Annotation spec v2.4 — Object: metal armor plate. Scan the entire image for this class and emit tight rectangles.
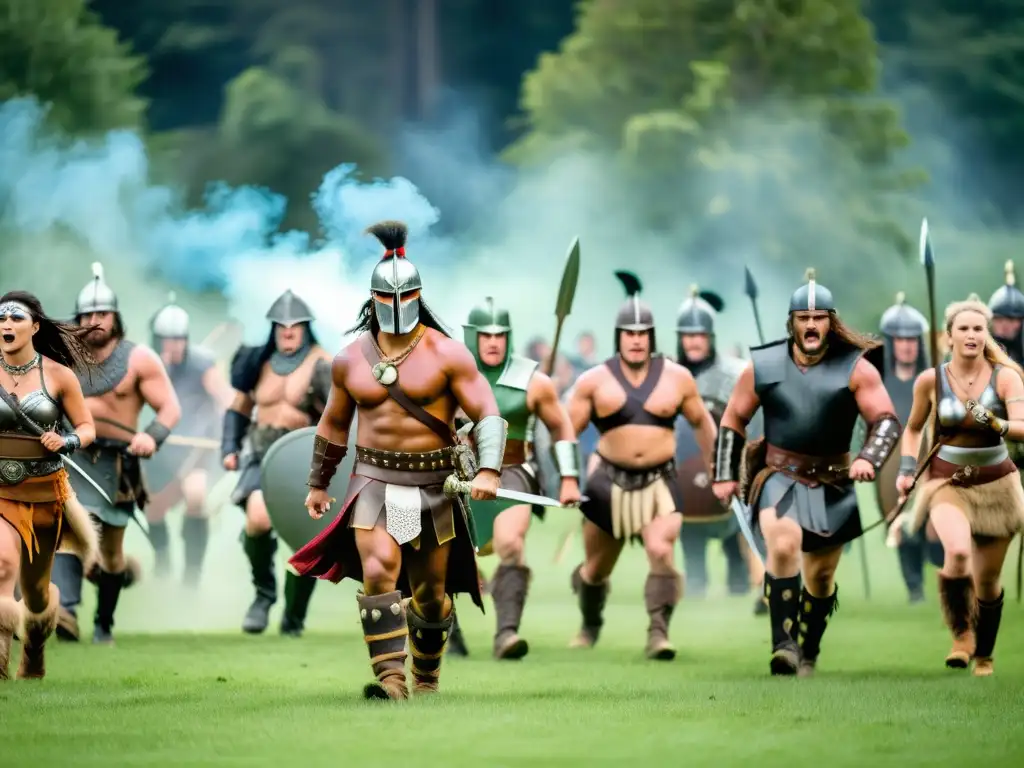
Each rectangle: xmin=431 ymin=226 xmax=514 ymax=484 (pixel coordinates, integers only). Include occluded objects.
xmin=260 ymin=425 xmax=355 ymax=553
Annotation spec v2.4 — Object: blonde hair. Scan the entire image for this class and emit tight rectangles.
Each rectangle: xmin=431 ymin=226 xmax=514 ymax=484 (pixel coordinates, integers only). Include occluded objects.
xmin=944 ymin=295 xmax=1024 ymax=380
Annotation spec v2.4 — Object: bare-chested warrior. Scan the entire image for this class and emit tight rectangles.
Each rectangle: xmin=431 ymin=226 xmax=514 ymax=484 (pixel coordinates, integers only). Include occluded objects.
xmin=288 ymin=221 xmax=505 ymax=700
xmin=221 ymin=290 xmax=332 ymax=636
xmin=51 ymin=263 xmax=181 ymax=644
xmin=145 ymin=294 xmax=234 ymax=586
xmin=565 ymin=272 xmax=716 ymax=660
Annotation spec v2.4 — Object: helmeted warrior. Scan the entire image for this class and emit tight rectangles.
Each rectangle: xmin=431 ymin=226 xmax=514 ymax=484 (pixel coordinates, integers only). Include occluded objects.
xmin=144 ymin=293 xmax=233 ymax=587
xmin=713 ymin=268 xmax=900 ymax=676
xmin=51 ymin=263 xmax=182 ymax=644
xmin=988 ymin=261 xmax=1024 ymax=367
xmin=876 ymin=292 xmax=943 ymax=602
xmin=287 ymin=220 xmax=506 ymax=700
xmin=461 ymin=297 xmax=580 ymax=660
xmin=221 ymin=289 xmax=332 ymax=636
xmin=674 ymin=284 xmax=763 ymax=604
xmin=565 ymin=271 xmax=716 ymax=660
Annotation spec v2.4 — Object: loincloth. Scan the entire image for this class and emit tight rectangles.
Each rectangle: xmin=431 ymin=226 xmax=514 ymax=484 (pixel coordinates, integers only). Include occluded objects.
xmin=288 ymin=446 xmax=483 ymax=610
xmin=749 ymin=444 xmax=861 ymax=553
xmin=911 ymin=446 xmax=1024 ymax=539
xmin=231 ymin=425 xmax=290 ymax=507
xmin=0 ymin=470 xmax=71 ymax=562
xmin=580 ymin=454 xmax=682 ymax=543
xmin=473 ymin=461 xmax=544 ymax=556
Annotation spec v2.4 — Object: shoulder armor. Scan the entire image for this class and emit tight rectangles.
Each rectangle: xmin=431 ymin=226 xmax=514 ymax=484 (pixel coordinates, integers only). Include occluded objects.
xmin=496 ymin=354 xmax=539 ymax=391
xmin=229 ymin=345 xmax=267 ymax=393
xmin=750 ymin=339 xmax=789 ymax=391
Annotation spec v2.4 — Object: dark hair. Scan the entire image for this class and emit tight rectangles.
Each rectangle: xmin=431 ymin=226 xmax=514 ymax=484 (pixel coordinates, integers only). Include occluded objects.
xmin=348 ymin=297 xmax=452 ymax=338
xmin=786 ymin=310 xmax=881 ymax=353
xmin=1 ymin=290 xmax=96 ymax=372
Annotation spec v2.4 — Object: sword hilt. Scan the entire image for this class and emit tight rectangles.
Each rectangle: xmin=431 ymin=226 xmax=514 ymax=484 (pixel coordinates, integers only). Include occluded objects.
xmin=443 ymin=474 xmax=472 ymax=498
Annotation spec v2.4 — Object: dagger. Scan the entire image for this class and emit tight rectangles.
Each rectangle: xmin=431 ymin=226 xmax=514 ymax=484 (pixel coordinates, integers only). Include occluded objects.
xmin=442 ymin=474 xmax=586 ymax=508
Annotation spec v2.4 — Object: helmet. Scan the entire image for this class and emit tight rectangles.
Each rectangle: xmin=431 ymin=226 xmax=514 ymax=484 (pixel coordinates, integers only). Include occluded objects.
xmin=988 ymin=261 xmax=1024 ymax=319
xmin=676 ymin=284 xmax=719 ymax=335
xmin=266 ymin=289 xmax=315 ymax=327
xmin=879 ymin=292 xmax=928 ymax=339
xmin=74 ymin=262 xmax=118 ymax=318
xmin=463 ymin=297 xmax=512 ymax=369
xmin=367 ymin=220 xmax=421 ymax=335
xmin=788 ymin=268 xmax=835 ymax=313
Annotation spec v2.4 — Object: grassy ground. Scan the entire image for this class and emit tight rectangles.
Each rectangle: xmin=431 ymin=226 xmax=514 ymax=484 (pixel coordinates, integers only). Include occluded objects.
xmin=2 ymin=485 xmax=1023 ymax=767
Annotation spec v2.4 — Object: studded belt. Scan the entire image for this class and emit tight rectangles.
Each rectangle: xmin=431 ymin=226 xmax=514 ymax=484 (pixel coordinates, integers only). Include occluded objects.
xmin=355 ymin=445 xmax=455 ymax=472
xmin=0 ymin=457 xmax=63 ymax=485
xmin=765 ymin=444 xmax=850 ymax=487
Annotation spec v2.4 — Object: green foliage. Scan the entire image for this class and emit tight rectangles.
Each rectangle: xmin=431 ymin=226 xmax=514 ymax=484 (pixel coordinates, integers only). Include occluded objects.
xmin=509 ymin=0 xmax=925 ymax=287
xmin=0 ymin=0 xmax=147 ymax=132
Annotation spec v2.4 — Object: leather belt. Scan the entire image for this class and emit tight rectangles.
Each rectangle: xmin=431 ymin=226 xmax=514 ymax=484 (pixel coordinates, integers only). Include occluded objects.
xmin=355 ymin=445 xmax=455 ymax=472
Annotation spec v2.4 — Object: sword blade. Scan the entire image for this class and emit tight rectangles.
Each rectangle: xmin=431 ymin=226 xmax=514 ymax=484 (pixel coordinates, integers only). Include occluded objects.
xmin=61 ymin=456 xmax=114 ymax=507
xmin=496 ymin=487 xmax=586 ymax=508
xmin=729 ymin=495 xmax=766 ymax=569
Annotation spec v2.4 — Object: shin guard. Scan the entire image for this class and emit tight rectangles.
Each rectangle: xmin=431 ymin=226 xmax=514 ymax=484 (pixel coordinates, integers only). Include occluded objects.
xmin=358 ymin=591 xmax=408 ymax=700
xmin=407 ymin=601 xmax=455 ymax=694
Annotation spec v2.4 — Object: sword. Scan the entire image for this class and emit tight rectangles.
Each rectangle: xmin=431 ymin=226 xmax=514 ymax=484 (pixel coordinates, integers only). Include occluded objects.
xmin=60 ymin=456 xmax=115 ymax=507
xmin=442 ymin=474 xmax=586 ymax=508
xmin=729 ymin=495 xmax=767 ymax=570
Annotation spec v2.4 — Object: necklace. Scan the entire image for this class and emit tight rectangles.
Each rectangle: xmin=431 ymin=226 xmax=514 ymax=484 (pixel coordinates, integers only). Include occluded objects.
xmin=0 ymin=352 xmax=40 ymax=377
xmin=947 ymin=364 xmax=983 ymax=397
xmin=370 ymin=326 xmax=426 ymax=386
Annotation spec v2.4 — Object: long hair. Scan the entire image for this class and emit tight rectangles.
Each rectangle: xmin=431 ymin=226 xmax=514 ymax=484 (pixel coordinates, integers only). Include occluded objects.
xmin=786 ymin=310 xmax=882 ymax=352
xmin=347 ymin=298 xmax=452 ymax=338
xmin=944 ymin=296 xmax=1024 ymax=380
xmin=1 ymin=290 xmax=96 ymax=372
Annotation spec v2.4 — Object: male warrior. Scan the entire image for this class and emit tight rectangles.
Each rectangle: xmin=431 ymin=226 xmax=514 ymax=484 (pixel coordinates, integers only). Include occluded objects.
xmin=565 ymin=272 xmax=716 ymax=660
xmin=288 ymin=220 xmax=506 ymax=701
xmin=674 ymin=285 xmax=761 ymax=602
xmin=875 ymin=292 xmax=943 ymax=603
xmin=461 ymin=297 xmax=580 ymax=659
xmin=988 ymin=261 xmax=1024 ymax=367
xmin=51 ymin=263 xmax=182 ymax=644
xmin=144 ymin=294 xmax=233 ymax=586
xmin=221 ymin=289 xmax=332 ymax=636
xmin=712 ymin=269 xmax=900 ymax=676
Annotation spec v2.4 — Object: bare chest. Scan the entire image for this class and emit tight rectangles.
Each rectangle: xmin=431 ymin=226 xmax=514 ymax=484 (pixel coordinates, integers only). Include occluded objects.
xmin=347 ymin=352 xmax=451 ymax=410
xmin=253 ymin=357 xmax=315 ymax=408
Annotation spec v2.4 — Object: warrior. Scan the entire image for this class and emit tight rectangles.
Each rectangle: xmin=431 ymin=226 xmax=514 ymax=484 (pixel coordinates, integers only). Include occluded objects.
xmin=564 ymin=272 xmax=716 ymax=660
xmin=144 ymin=294 xmax=234 ymax=586
xmin=673 ymin=285 xmax=761 ymax=603
xmin=712 ymin=268 xmax=900 ymax=676
xmin=987 ymin=261 xmax=1024 ymax=367
xmin=288 ymin=220 xmax=505 ymax=701
xmin=461 ymin=297 xmax=581 ymax=659
xmin=221 ymin=289 xmax=332 ymax=636
xmin=0 ymin=292 xmax=99 ymax=679
xmin=875 ymin=292 xmax=943 ymax=602
xmin=897 ymin=296 xmax=1024 ymax=676
xmin=50 ymin=264 xmax=181 ymax=644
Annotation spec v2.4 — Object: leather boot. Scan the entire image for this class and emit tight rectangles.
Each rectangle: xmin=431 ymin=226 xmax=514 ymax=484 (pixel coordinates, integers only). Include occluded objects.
xmin=241 ymin=531 xmax=277 ymax=633
xmin=0 ymin=596 xmax=20 ymax=681
xmin=796 ymin=585 xmax=838 ymax=677
xmin=17 ymin=584 xmax=59 ymax=679
xmin=938 ymin=573 xmax=976 ymax=668
xmin=93 ymin=568 xmax=125 ymax=645
xmin=407 ymin=601 xmax=454 ymax=695
xmin=644 ymin=572 xmax=682 ymax=660
xmin=181 ymin=516 xmax=209 ymax=588
xmin=51 ymin=552 xmax=83 ymax=642
xmin=765 ymin=574 xmax=801 ymax=675
xmin=972 ymin=589 xmax=1003 ymax=677
xmin=446 ymin=613 xmax=470 ymax=657
xmin=358 ymin=591 xmax=409 ymax=701
xmin=149 ymin=520 xmax=171 ymax=578
xmin=569 ymin=563 xmax=609 ymax=648
xmin=491 ymin=564 xmax=530 ymax=660
xmin=280 ymin=570 xmax=317 ymax=637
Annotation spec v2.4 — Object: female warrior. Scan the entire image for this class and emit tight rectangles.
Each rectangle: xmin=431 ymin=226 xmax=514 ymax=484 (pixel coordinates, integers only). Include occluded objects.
xmin=0 ymin=291 xmax=98 ymax=680
xmin=897 ymin=295 xmax=1024 ymax=676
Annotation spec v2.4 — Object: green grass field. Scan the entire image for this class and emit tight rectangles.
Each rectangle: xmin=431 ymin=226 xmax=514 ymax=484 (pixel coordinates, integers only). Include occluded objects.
xmin=2 ymin=485 xmax=1023 ymax=767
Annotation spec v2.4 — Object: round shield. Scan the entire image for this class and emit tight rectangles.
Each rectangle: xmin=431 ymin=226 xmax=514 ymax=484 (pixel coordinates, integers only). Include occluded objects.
xmin=260 ymin=426 xmax=355 ymax=552
xmin=677 ymin=453 xmax=730 ymax=522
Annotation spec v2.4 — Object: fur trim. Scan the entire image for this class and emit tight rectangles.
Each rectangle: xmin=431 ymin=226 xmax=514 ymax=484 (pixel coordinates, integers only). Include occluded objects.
xmin=0 ymin=596 xmax=23 ymax=638
xmin=123 ymin=555 xmax=143 ymax=588
xmin=57 ymin=495 xmax=100 ymax=574
xmin=20 ymin=583 xmax=59 ymax=635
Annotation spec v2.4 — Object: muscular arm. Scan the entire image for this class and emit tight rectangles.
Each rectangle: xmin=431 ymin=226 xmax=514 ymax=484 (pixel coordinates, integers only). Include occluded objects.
xmin=900 ymin=369 xmax=934 ymax=465
xmin=318 ymin=354 xmax=356 ymax=444
xmin=995 ymin=366 xmax=1024 ymax=441
xmin=720 ymin=363 xmax=759 ymax=437
xmin=528 ymin=371 xmax=575 ymax=442
xmin=136 ymin=347 xmax=182 ymax=431
xmin=202 ymin=365 xmax=236 ymax=411
xmin=677 ymin=368 xmax=717 ymax=470
xmin=55 ymin=367 xmax=95 ymax=449
xmin=444 ymin=341 xmax=500 ymax=423
xmin=851 ymin=357 xmax=902 ymax=470
xmin=565 ymin=371 xmax=598 ymax=436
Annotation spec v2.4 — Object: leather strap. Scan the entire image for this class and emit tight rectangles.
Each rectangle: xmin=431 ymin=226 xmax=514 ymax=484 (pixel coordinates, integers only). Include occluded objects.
xmin=359 ymin=333 xmax=454 ymax=446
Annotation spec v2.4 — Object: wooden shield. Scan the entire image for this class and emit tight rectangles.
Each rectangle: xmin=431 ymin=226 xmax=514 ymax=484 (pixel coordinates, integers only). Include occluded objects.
xmin=678 ymin=453 xmax=730 ymax=522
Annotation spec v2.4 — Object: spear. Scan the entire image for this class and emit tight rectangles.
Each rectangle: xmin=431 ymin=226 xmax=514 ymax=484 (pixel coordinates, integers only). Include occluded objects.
xmin=543 ymin=236 xmax=581 ymax=376
xmin=920 ymin=219 xmax=939 ymax=368
xmin=744 ymin=265 xmax=766 ymax=345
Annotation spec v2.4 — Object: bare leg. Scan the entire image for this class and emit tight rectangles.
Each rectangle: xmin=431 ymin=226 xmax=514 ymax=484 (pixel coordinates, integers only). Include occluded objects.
xmin=353 ymin=527 xmax=407 ymax=700
xmin=796 ymin=545 xmax=844 ymax=677
xmin=403 ymin=538 xmax=454 ymax=694
xmin=490 ymin=504 xmax=533 ymax=659
xmin=759 ymin=507 xmax=803 ymax=675
xmin=641 ymin=513 xmax=683 ymax=660
xmin=0 ymin=518 xmax=22 ymax=680
xmin=971 ymin=535 xmax=1013 ymax=676
xmin=570 ymin=520 xmax=624 ymax=648
xmin=17 ymin=522 xmax=61 ymax=679
xmin=929 ymin=502 xmax=977 ymax=668
xmin=241 ymin=490 xmax=276 ymax=633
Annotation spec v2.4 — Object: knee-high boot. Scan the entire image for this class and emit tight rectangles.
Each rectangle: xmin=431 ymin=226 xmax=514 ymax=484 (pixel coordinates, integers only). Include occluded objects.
xmin=241 ymin=531 xmax=277 ymax=633
xmin=280 ymin=570 xmax=317 ymax=637
xmin=569 ymin=563 xmax=609 ymax=649
xmin=491 ymin=564 xmax=531 ymax=660
xmin=937 ymin=573 xmax=977 ymax=668
xmin=644 ymin=572 xmax=681 ymax=660
xmin=407 ymin=600 xmax=455 ymax=695
xmin=765 ymin=573 xmax=801 ymax=675
xmin=357 ymin=590 xmax=408 ymax=701
xmin=795 ymin=585 xmax=838 ymax=677
xmin=50 ymin=552 xmax=84 ymax=642
xmin=972 ymin=589 xmax=1004 ymax=677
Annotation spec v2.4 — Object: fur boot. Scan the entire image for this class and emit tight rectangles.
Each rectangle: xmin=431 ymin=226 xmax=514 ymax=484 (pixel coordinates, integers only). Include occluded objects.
xmin=0 ymin=596 xmax=22 ymax=681
xmin=17 ymin=584 xmax=59 ymax=679
xmin=938 ymin=573 xmax=977 ymax=668
xmin=57 ymin=495 xmax=100 ymax=575
xmin=644 ymin=572 xmax=682 ymax=661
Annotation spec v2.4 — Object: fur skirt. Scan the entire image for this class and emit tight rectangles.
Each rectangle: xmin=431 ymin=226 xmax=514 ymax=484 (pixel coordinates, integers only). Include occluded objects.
xmin=911 ymin=468 xmax=1024 ymax=539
